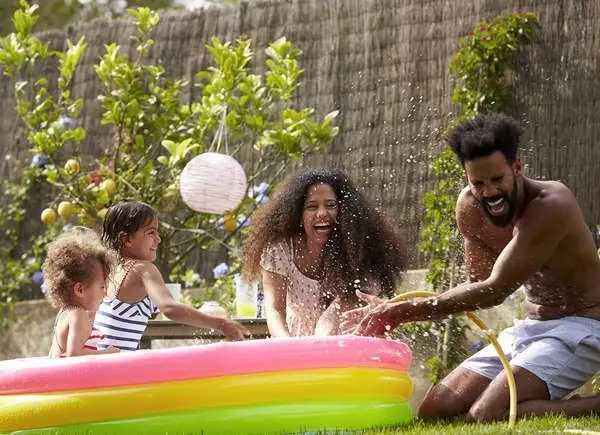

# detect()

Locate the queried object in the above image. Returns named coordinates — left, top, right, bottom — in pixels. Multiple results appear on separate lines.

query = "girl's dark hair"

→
left=447, top=113, right=523, bottom=165
left=242, top=168, right=406, bottom=303
left=101, top=200, right=157, bottom=252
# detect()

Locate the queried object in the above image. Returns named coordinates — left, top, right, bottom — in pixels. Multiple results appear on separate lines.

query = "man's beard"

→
left=479, top=177, right=518, bottom=227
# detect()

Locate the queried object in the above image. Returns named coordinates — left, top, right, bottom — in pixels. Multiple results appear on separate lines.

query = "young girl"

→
left=241, top=168, right=407, bottom=337
left=94, top=200, right=249, bottom=351
left=44, top=227, right=119, bottom=358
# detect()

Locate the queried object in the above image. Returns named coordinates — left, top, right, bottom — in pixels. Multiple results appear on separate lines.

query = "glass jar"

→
left=198, top=301, right=228, bottom=319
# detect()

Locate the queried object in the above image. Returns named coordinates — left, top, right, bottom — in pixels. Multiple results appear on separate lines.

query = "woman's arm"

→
left=315, top=292, right=361, bottom=336
left=262, top=269, right=290, bottom=338
left=139, top=262, right=249, bottom=341
left=314, top=297, right=341, bottom=336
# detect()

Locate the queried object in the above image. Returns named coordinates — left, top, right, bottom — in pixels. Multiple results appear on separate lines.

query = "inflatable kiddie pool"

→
left=0, top=336, right=413, bottom=434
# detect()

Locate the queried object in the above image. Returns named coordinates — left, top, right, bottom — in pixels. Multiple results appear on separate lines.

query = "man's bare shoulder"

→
left=521, top=180, right=575, bottom=222
left=533, top=179, right=574, bottom=201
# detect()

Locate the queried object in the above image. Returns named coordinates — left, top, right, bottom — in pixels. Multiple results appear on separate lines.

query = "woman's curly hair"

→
left=242, top=168, right=406, bottom=302
left=42, top=227, right=114, bottom=309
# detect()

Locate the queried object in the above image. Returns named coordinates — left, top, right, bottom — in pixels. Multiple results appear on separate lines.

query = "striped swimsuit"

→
left=94, top=260, right=159, bottom=351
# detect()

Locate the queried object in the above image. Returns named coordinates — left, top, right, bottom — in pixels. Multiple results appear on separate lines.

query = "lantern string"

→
left=210, top=106, right=229, bottom=154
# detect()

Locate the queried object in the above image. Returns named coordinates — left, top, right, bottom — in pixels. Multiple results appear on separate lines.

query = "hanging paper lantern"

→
left=179, top=152, right=247, bottom=214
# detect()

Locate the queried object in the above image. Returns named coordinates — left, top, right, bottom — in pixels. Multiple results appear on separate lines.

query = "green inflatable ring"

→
left=12, top=397, right=412, bottom=434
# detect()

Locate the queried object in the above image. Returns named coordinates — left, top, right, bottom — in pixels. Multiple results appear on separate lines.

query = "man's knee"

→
left=418, top=385, right=463, bottom=420
left=467, top=399, right=505, bottom=422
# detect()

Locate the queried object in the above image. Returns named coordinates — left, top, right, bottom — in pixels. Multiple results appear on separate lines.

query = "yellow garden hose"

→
left=388, top=291, right=517, bottom=427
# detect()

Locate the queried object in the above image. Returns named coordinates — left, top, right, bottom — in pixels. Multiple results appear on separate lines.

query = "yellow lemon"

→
left=57, top=201, right=74, bottom=219
left=101, top=179, right=117, bottom=196
left=223, top=214, right=237, bottom=232
left=64, top=159, right=80, bottom=175
left=41, top=208, right=58, bottom=225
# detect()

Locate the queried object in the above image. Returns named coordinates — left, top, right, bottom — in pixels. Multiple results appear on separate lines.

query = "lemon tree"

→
left=0, top=1, right=338, bottom=324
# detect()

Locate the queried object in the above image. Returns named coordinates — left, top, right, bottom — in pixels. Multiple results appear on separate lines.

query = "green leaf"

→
left=162, top=139, right=178, bottom=155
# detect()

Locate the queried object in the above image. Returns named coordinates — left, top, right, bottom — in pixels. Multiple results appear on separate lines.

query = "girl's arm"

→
left=139, top=262, right=249, bottom=341
left=261, top=269, right=290, bottom=338
left=65, top=310, right=119, bottom=356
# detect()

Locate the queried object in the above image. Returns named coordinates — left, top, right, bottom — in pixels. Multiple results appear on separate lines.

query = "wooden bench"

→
left=140, top=318, right=270, bottom=349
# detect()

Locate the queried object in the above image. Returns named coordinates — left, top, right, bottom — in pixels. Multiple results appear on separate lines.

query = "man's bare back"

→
left=459, top=178, right=600, bottom=321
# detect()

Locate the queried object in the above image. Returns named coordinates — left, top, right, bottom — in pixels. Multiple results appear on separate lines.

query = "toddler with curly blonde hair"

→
left=44, top=227, right=119, bottom=357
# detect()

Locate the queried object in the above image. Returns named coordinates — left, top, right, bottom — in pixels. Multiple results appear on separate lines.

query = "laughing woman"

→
left=241, top=168, right=407, bottom=337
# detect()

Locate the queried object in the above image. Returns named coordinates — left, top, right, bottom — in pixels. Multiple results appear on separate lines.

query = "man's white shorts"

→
left=461, top=316, right=600, bottom=399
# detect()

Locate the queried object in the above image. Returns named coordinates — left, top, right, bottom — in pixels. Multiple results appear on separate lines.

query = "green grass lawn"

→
left=365, top=415, right=600, bottom=434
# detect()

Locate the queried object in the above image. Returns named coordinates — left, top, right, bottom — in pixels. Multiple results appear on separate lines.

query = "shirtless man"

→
left=343, top=113, right=600, bottom=421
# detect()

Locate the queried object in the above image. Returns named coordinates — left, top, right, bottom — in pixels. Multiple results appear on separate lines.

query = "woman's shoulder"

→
left=264, top=238, right=292, bottom=254
left=261, top=238, right=293, bottom=274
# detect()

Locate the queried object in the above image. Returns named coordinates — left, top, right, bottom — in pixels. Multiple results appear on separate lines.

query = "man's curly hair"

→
left=447, top=113, right=523, bottom=166
left=242, top=168, right=406, bottom=302
left=42, top=227, right=114, bottom=309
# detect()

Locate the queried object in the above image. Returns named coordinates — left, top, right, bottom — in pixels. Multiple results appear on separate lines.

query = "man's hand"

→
left=221, top=319, right=251, bottom=341
left=352, top=301, right=409, bottom=336
left=341, top=290, right=406, bottom=336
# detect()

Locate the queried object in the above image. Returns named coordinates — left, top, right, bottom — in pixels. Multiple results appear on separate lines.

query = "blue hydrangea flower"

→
left=58, top=116, right=75, bottom=130
left=31, top=154, right=49, bottom=168
left=248, top=181, right=269, bottom=201
left=470, top=340, right=484, bottom=353
left=32, top=271, right=44, bottom=286
left=254, top=182, right=269, bottom=195
left=212, top=262, right=229, bottom=278
left=237, top=215, right=251, bottom=227
left=215, top=217, right=224, bottom=231
left=257, top=194, right=269, bottom=204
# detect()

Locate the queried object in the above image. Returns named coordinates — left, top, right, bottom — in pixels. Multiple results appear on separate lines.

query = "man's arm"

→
left=405, top=192, right=570, bottom=319
left=352, top=189, right=570, bottom=335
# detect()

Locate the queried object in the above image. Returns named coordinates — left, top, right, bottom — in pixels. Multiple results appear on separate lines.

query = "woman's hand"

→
left=220, top=319, right=251, bottom=341
left=314, top=297, right=342, bottom=336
